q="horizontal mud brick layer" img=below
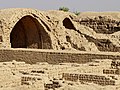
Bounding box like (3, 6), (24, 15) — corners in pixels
(62, 73), (116, 86)
(21, 76), (41, 85)
(103, 69), (120, 75)
(80, 16), (120, 34)
(0, 49), (120, 64)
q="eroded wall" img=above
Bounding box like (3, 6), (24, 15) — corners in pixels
(0, 8), (120, 53)
(0, 49), (120, 64)
(73, 15), (120, 52)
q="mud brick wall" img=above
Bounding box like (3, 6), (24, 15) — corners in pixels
(0, 49), (120, 64)
(21, 75), (44, 89)
(62, 73), (116, 86)
(80, 16), (120, 34)
(76, 16), (120, 52)
(84, 35), (120, 52)
(62, 73), (79, 82)
(103, 69), (120, 75)
(21, 76), (41, 85)
(44, 81), (61, 89)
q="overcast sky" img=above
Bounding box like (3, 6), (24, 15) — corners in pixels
(0, 0), (119, 12)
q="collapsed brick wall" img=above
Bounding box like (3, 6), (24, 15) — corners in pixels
(62, 73), (115, 86)
(80, 16), (120, 34)
(84, 35), (120, 52)
(72, 16), (120, 52)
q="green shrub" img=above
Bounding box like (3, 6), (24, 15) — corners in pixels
(73, 11), (80, 16)
(59, 7), (69, 12)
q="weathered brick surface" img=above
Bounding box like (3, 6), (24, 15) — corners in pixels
(103, 69), (120, 75)
(0, 49), (120, 64)
(1, 8), (120, 52)
(62, 73), (116, 86)
(80, 16), (120, 34)
(0, 8), (79, 51)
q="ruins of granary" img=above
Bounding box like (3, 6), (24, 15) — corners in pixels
(0, 8), (120, 64)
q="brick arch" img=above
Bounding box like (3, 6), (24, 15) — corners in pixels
(9, 13), (52, 49)
(63, 18), (76, 30)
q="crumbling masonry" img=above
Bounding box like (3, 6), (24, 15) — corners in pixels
(0, 9), (120, 64)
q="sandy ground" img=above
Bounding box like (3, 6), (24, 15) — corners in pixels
(0, 59), (119, 90)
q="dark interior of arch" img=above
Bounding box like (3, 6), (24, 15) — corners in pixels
(10, 15), (52, 49)
(63, 18), (76, 30)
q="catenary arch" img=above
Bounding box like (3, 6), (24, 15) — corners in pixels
(0, 9), (53, 49)
(10, 15), (52, 49)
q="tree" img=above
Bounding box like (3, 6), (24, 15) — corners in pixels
(59, 7), (69, 12)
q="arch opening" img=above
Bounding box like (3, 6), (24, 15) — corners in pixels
(10, 15), (52, 49)
(63, 18), (76, 30)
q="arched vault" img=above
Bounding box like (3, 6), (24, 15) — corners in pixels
(0, 8), (53, 49)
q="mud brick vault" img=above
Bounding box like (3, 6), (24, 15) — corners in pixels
(0, 8), (80, 50)
(1, 8), (120, 53)
(0, 8), (54, 49)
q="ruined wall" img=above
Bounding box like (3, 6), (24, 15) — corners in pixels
(0, 9), (120, 53)
(72, 14), (120, 52)
(0, 49), (120, 64)
(80, 16), (120, 34)
(62, 73), (116, 86)
(0, 8), (100, 51)
(0, 8), (86, 51)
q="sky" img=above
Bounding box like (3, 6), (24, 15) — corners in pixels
(0, 0), (119, 12)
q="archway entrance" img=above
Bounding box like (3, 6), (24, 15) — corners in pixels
(10, 15), (52, 49)
(63, 18), (76, 30)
